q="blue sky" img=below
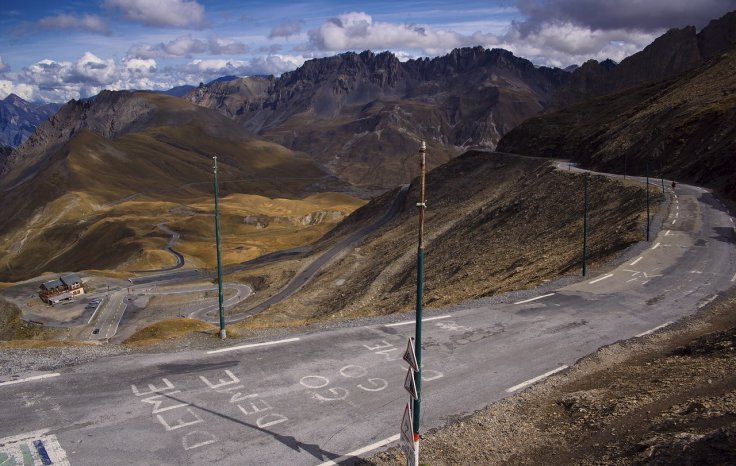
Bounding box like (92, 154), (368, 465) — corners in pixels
(1, 0), (734, 102)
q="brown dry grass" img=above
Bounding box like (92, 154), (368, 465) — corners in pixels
(122, 318), (237, 346)
(0, 340), (96, 349)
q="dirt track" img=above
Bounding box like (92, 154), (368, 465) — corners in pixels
(363, 292), (736, 465)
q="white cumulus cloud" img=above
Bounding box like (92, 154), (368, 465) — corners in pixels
(37, 14), (111, 36)
(105, 0), (206, 28)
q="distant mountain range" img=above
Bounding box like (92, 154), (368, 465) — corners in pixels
(2, 9), (736, 280)
(0, 94), (61, 147)
(185, 47), (569, 188)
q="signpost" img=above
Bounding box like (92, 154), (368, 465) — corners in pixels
(400, 403), (415, 465)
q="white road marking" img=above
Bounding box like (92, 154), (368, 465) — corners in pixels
(385, 315), (451, 327)
(651, 242), (661, 250)
(672, 219), (677, 225)
(513, 293), (555, 305)
(0, 373), (61, 387)
(636, 321), (674, 337)
(732, 272), (736, 283)
(206, 337), (300, 354)
(589, 273), (614, 284)
(506, 365), (568, 393)
(698, 295), (719, 309)
(731, 217), (734, 223)
(675, 212), (679, 218)
(317, 434), (400, 466)
(665, 230), (671, 236)
(629, 257), (643, 266)
(676, 205), (679, 210)
(626, 278), (638, 283)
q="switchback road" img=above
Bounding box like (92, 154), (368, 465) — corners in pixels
(1, 175), (734, 465)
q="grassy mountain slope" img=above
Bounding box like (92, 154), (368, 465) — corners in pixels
(497, 49), (736, 201)
(0, 92), (363, 281)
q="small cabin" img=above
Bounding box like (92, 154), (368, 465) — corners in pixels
(39, 273), (85, 305)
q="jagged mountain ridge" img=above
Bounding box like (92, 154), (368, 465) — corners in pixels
(550, 10), (736, 107)
(0, 94), (61, 148)
(185, 47), (570, 188)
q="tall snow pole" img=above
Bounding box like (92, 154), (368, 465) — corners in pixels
(213, 156), (226, 340)
(583, 173), (588, 276)
(413, 140), (427, 460)
(646, 158), (650, 242)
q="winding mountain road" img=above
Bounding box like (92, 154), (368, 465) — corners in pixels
(1, 168), (734, 465)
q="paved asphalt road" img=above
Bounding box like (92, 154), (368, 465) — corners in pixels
(1, 177), (735, 465)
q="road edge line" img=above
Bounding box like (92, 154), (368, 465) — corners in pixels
(589, 273), (614, 284)
(505, 365), (568, 393)
(317, 434), (400, 466)
(513, 293), (555, 305)
(636, 321), (674, 337)
(206, 337), (301, 354)
(0, 373), (61, 387)
(385, 315), (451, 327)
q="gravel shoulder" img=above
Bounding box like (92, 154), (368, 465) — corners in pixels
(362, 291), (736, 465)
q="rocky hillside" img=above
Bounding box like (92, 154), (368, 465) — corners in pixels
(550, 10), (736, 107)
(0, 94), (61, 147)
(235, 151), (653, 326)
(185, 47), (570, 188)
(497, 47), (736, 202)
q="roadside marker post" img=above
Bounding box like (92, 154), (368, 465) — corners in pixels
(213, 156), (226, 339)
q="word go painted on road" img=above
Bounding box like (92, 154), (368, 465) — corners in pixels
(299, 364), (388, 402)
(199, 369), (288, 429)
(131, 377), (216, 451)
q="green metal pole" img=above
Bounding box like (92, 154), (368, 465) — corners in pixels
(414, 140), (426, 448)
(583, 174), (588, 277)
(213, 156), (226, 339)
(646, 159), (650, 242)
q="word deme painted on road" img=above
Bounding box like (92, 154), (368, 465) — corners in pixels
(130, 369), (287, 451)
(0, 429), (70, 466)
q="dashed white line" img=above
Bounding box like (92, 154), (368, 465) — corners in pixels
(317, 434), (400, 466)
(385, 315), (452, 327)
(731, 272), (736, 283)
(730, 217), (734, 224)
(0, 373), (61, 387)
(636, 321), (674, 337)
(513, 293), (555, 305)
(665, 230), (671, 236)
(206, 337), (301, 354)
(651, 242), (661, 250)
(675, 212), (679, 218)
(506, 365), (569, 393)
(589, 273), (614, 284)
(698, 295), (719, 309)
(629, 257), (643, 266)
(672, 219), (677, 225)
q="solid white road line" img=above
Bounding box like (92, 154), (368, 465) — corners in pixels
(636, 321), (674, 337)
(513, 293), (555, 305)
(629, 257), (643, 266)
(0, 373), (61, 387)
(206, 337), (301, 354)
(506, 365), (568, 393)
(318, 434), (400, 466)
(651, 242), (661, 250)
(589, 273), (614, 284)
(385, 315), (451, 327)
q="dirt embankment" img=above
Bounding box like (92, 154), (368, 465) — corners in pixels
(0, 299), (55, 341)
(238, 151), (657, 327)
(363, 293), (736, 465)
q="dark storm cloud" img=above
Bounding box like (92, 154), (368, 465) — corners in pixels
(515, 0), (736, 35)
